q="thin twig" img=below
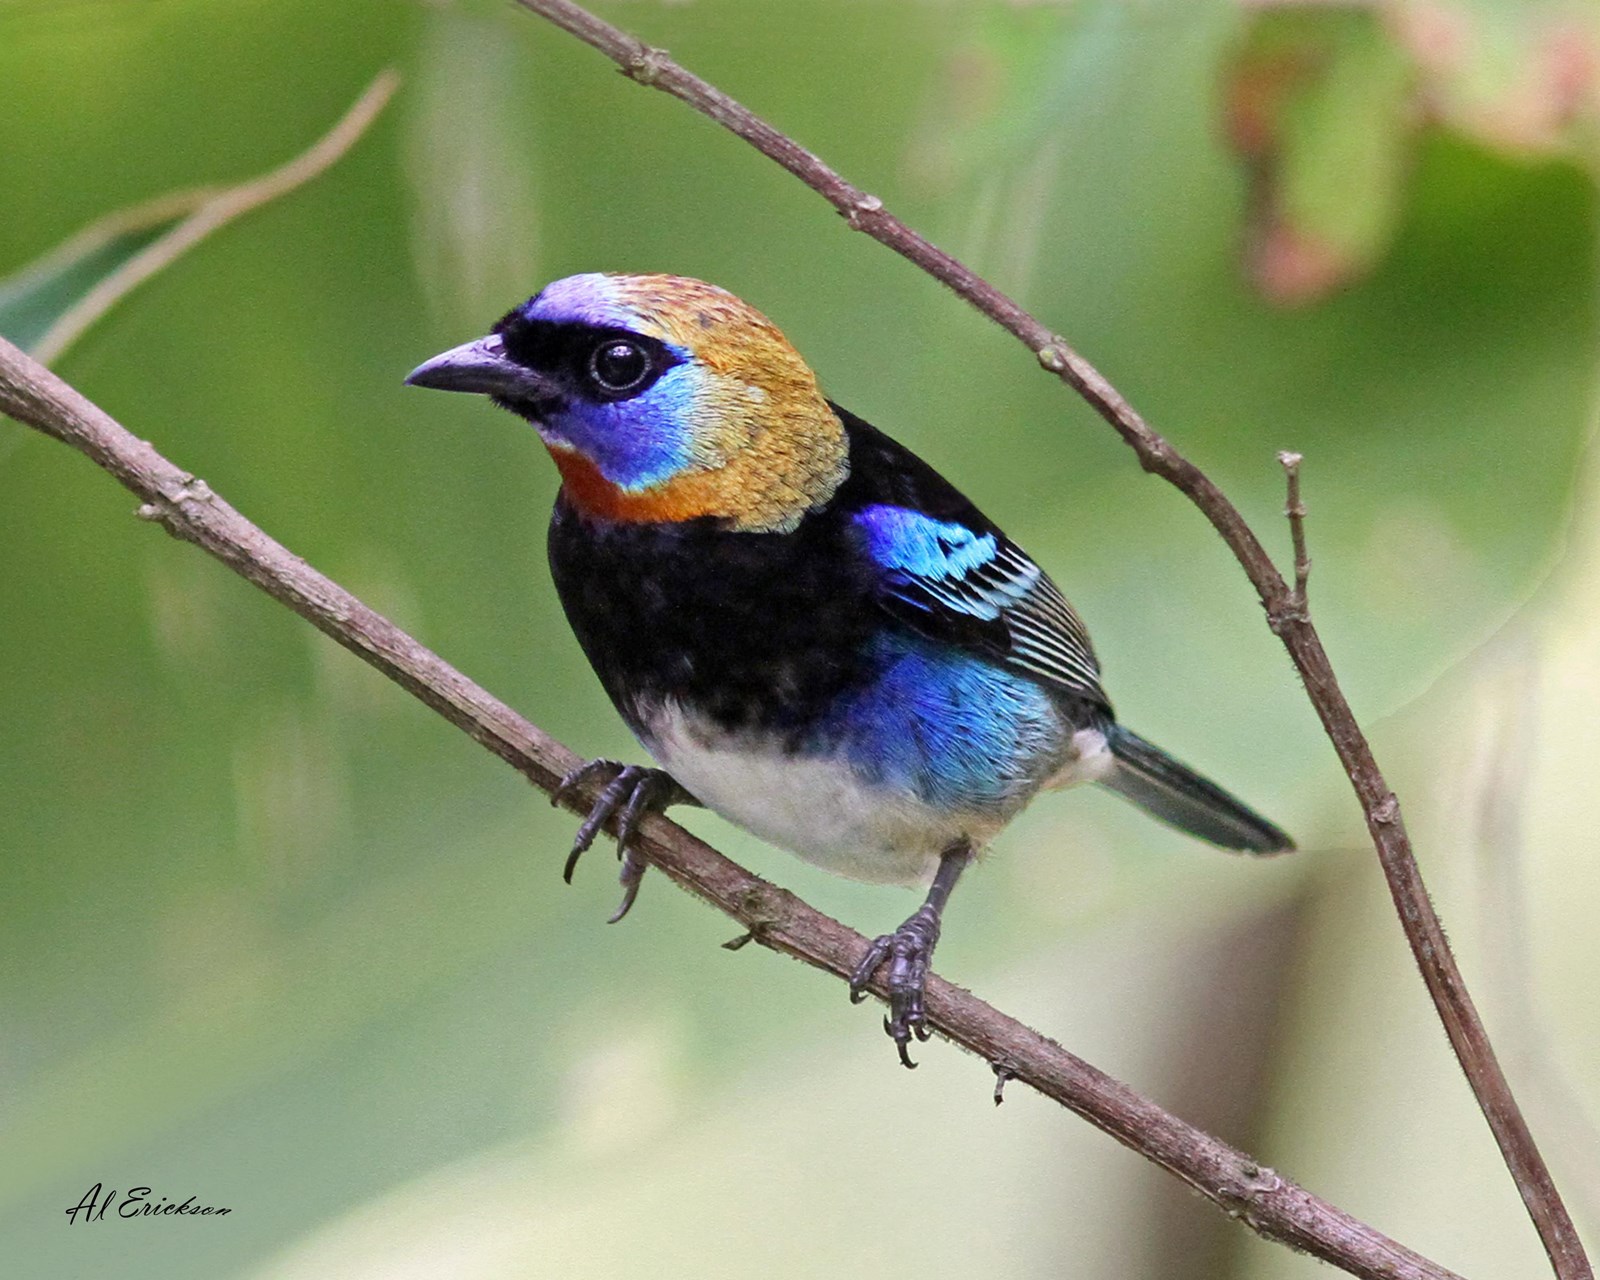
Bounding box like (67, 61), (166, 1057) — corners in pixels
(1279, 450), (1311, 610)
(30, 70), (399, 365)
(506, 4), (1591, 1275)
(1, 337), (1464, 1280)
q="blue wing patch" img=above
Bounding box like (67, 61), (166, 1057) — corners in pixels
(857, 506), (1004, 608)
(854, 504), (1106, 705)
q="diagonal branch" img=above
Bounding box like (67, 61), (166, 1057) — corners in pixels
(1, 338), (1462, 1279)
(506, 3), (1591, 1275)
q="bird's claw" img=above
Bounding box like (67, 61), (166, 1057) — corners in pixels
(608, 845), (647, 924)
(551, 757), (618, 813)
(552, 760), (687, 922)
(848, 904), (942, 1068)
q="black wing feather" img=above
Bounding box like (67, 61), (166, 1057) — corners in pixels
(831, 405), (1111, 714)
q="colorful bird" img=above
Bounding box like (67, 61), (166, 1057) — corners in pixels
(407, 272), (1293, 1065)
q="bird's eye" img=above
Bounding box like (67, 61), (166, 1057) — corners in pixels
(587, 339), (651, 395)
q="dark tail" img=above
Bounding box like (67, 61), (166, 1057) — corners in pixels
(1100, 725), (1294, 854)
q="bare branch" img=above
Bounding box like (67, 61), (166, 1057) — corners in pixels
(31, 70), (399, 365)
(1, 335), (1464, 1280)
(507, 3), (1589, 1276)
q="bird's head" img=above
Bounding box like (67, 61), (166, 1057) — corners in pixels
(406, 273), (848, 531)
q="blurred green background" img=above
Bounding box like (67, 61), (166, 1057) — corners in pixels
(4, 0), (1599, 1275)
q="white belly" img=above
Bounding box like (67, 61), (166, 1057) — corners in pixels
(641, 703), (1003, 887)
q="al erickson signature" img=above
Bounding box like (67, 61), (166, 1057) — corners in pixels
(65, 1183), (232, 1223)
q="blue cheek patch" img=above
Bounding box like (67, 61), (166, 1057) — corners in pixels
(548, 354), (704, 491)
(831, 633), (1064, 812)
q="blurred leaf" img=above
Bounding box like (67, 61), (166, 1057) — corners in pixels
(0, 191), (199, 354)
(1228, 8), (1415, 304)
(1230, 1), (1600, 304)
(1391, 0), (1600, 153)
(0, 70), (397, 364)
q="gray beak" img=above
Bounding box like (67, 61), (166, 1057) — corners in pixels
(404, 335), (555, 400)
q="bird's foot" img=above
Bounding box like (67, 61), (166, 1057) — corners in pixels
(551, 759), (690, 923)
(848, 903), (943, 1068)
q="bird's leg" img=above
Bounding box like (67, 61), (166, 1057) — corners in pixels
(550, 759), (696, 922)
(848, 841), (972, 1068)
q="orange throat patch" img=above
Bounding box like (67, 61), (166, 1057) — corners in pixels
(545, 425), (848, 531)
(547, 446), (720, 524)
